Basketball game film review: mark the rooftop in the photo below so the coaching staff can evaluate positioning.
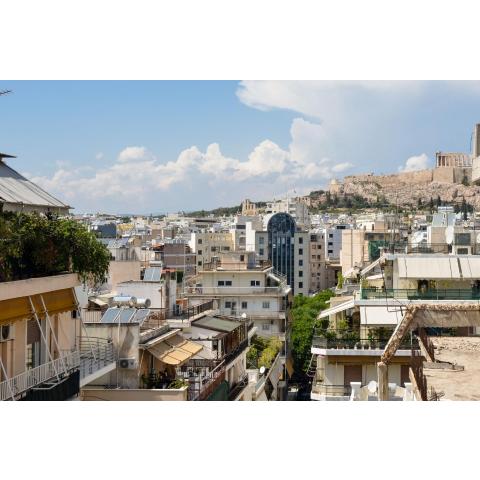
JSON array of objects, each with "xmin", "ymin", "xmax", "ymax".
[
  {"xmin": 192, "ymin": 315, "xmax": 243, "ymax": 333},
  {"xmin": 0, "ymin": 158, "xmax": 69, "ymax": 212}
]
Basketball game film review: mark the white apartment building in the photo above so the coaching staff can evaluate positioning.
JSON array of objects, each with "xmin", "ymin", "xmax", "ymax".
[
  {"xmin": 185, "ymin": 251, "xmax": 292, "ymax": 339},
  {"xmin": 265, "ymin": 198, "xmax": 310, "ymax": 228}
]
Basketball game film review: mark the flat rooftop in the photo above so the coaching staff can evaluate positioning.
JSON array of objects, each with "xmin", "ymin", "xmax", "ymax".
[{"xmin": 425, "ymin": 337, "xmax": 480, "ymax": 400}]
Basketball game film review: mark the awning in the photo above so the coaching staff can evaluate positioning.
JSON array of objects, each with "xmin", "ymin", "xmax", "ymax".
[
  {"xmin": 397, "ymin": 256, "xmax": 460, "ymax": 279},
  {"xmin": 148, "ymin": 334, "xmax": 203, "ymax": 366},
  {"xmin": 458, "ymin": 257, "xmax": 480, "ymax": 279},
  {"xmin": 318, "ymin": 298, "xmax": 355, "ymax": 319},
  {"xmin": 361, "ymin": 255, "xmax": 385, "ymax": 277},
  {"xmin": 0, "ymin": 288, "xmax": 77, "ymax": 326},
  {"xmin": 286, "ymin": 353, "xmax": 294, "ymax": 377},
  {"xmin": 360, "ymin": 306, "xmax": 405, "ymax": 326}
]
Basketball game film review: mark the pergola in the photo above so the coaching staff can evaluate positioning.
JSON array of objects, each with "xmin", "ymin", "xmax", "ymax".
[{"xmin": 378, "ymin": 303, "xmax": 480, "ymax": 400}]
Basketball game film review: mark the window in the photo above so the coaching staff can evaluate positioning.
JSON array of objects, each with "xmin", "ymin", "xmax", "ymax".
[
  {"xmin": 225, "ymin": 301, "xmax": 232, "ymax": 308},
  {"xmin": 298, "ymin": 248, "xmax": 303, "ymax": 255},
  {"xmin": 198, "ymin": 249, "xmax": 202, "ymax": 255},
  {"xmin": 328, "ymin": 242, "xmax": 333, "ymax": 246},
  {"xmin": 211, "ymin": 246, "xmax": 217, "ymax": 252},
  {"xmin": 262, "ymin": 301, "xmax": 270, "ymax": 309},
  {"xmin": 298, "ymin": 282, "xmax": 303, "ymax": 289},
  {"xmin": 198, "ymin": 261, "xmax": 202, "ymax": 266},
  {"xmin": 218, "ymin": 280, "xmax": 225, "ymax": 286},
  {"xmin": 240, "ymin": 254, "xmax": 245, "ymax": 261},
  {"xmin": 250, "ymin": 280, "xmax": 260, "ymax": 286},
  {"xmin": 259, "ymin": 236, "xmax": 265, "ymax": 244},
  {"xmin": 329, "ymin": 233, "xmax": 333, "ymax": 238},
  {"xmin": 259, "ymin": 248, "xmax": 264, "ymax": 256},
  {"xmin": 198, "ymin": 239, "xmax": 203, "ymax": 244},
  {"xmin": 299, "ymin": 259, "xmax": 303, "ymax": 266},
  {"xmin": 262, "ymin": 323, "xmax": 270, "ymax": 331},
  {"xmin": 299, "ymin": 270, "xmax": 303, "ymax": 277},
  {"xmin": 225, "ymin": 280, "xmax": 232, "ymax": 286},
  {"xmin": 241, "ymin": 301, "xmax": 248, "ymax": 309},
  {"xmin": 328, "ymin": 250, "xmax": 333, "ymax": 254},
  {"xmin": 299, "ymin": 237, "xmax": 303, "ymax": 244}
]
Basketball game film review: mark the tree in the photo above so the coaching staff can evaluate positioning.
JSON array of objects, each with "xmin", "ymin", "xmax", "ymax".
[
  {"xmin": 429, "ymin": 197, "xmax": 434, "ymax": 211},
  {"xmin": 289, "ymin": 290, "xmax": 335, "ymax": 380}
]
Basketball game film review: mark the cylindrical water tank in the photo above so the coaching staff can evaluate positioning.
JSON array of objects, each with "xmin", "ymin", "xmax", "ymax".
[
  {"xmin": 113, "ymin": 296, "xmax": 137, "ymax": 307},
  {"xmin": 135, "ymin": 298, "xmax": 151, "ymax": 308}
]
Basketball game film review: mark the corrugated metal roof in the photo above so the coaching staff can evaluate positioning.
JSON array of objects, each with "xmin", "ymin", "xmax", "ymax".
[{"xmin": 0, "ymin": 160, "xmax": 69, "ymax": 210}]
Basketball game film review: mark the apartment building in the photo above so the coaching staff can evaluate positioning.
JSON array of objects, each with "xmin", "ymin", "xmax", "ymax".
[
  {"xmin": 246, "ymin": 212, "xmax": 310, "ymax": 295},
  {"xmin": 0, "ymin": 155, "xmax": 114, "ymax": 400},
  {"xmin": 311, "ymin": 248, "xmax": 480, "ymax": 401},
  {"xmin": 265, "ymin": 198, "xmax": 310, "ymax": 228},
  {"xmin": 185, "ymin": 251, "xmax": 292, "ymax": 339},
  {"xmin": 189, "ymin": 231, "xmax": 235, "ymax": 269}
]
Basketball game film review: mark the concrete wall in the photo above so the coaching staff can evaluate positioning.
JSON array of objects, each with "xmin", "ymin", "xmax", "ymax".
[
  {"xmin": 81, "ymin": 387, "xmax": 188, "ymax": 401},
  {"xmin": 107, "ymin": 260, "xmax": 141, "ymax": 292},
  {"xmin": 84, "ymin": 323, "xmax": 139, "ymax": 389}
]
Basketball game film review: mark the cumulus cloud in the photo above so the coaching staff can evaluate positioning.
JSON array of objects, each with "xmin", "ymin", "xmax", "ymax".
[
  {"xmin": 28, "ymin": 118, "xmax": 354, "ymax": 212},
  {"xmin": 398, "ymin": 153, "xmax": 430, "ymax": 172}
]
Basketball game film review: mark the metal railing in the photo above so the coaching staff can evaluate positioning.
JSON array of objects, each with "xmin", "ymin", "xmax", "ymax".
[
  {"xmin": 312, "ymin": 330, "xmax": 419, "ymax": 350},
  {"xmin": 223, "ymin": 338, "xmax": 249, "ymax": 365},
  {"xmin": 361, "ymin": 288, "xmax": 480, "ymax": 301},
  {"xmin": 186, "ymin": 286, "xmax": 285, "ymax": 295},
  {"xmin": 311, "ymin": 383, "xmax": 352, "ymax": 397},
  {"xmin": 78, "ymin": 339, "xmax": 115, "ymax": 381},
  {"xmin": 0, "ymin": 351, "xmax": 80, "ymax": 401},
  {"xmin": 381, "ymin": 242, "xmax": 480, "ymax": 255},
  {"xmin": 202, "ymin": 260, "xmax": 272, "ymax": 271},
  {"xmin": 228, "ymin": 374, "xmax": 249, "ymax": 400}
]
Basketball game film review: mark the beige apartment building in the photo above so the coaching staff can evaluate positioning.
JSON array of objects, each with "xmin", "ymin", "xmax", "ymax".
[{"xmin": 189, "ymin": 231, "xmax": 235, "ymax": 270}]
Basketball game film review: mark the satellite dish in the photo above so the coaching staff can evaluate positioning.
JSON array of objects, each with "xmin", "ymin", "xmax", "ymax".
[
  {"xmin": 445, "ymin": 226, "xmax": 454, "ymax": 245},
  {"xmin": 241, "ymin": 313, "xmax": 247, "ymax": 319},
  {"xmin": 367, "ymin": 380, "xmax": 377, "ymax": 394},
  {"xmin": 259, "ymin": 366, "xmax": 266, "ymax": 375}
]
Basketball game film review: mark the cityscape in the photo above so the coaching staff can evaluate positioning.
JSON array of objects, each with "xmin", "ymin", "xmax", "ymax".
[{"xmin": 3, "ymin": 84, "xmax": 480, "ymax": 401}]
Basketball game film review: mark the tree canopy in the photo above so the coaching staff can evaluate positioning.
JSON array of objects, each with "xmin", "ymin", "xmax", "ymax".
[{"xmin": 0, "ymin": 211, "xmax": 110, "ymax": 286}]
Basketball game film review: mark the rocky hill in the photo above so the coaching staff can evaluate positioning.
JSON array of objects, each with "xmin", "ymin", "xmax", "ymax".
[{"xmin": 328, "ymin": 169, "xmax": 480, "ymax": 209}]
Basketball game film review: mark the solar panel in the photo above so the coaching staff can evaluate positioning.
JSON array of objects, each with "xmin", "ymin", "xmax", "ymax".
[
  {"xmin": 143, "ymin": 267, "xmax": 161, "ymax": 282},
  {"xmin": 118, "ymin": 308, "xmax": 136, "ymax": 323},
  {"xmin": 101, "ymin": 308, "xmax": 121, "ymax": 323},
  {"xmin": 132, "ymin": 309, "xmax": 150, "ymax": 325}
]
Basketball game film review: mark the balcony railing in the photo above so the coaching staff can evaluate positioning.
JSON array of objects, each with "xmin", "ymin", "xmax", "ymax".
[
  {"xmin": 361, "ymin": 288, "xmax": 480, "ymax": 301},
  {"xmin": 311, "ymin": 383, "xmax": 352, "ymax": 397},
  {"xmin": 0, "ymin": 340, "xmax": 116, "ymax": 401},
  {"xmin": 312, "ymin": 330, "xmax": 419, "ymax": 351},
  {"xmin": 202, "ymin": 260, "xmax": 272, "ymax": 271},
  {"xmin": 228, "ymin": 374, "xmax": 249, "ymax": 400},
  {"xmin": 223, "ymin": 338, "xmax": 249, "ymax": 365},
  {"xmin": 186, "ymin": 286, "xmax": 285, "ymax": 295},
  {"xmin": 0, "ymin": 351, "xmax": 80, "ymax": 401}
]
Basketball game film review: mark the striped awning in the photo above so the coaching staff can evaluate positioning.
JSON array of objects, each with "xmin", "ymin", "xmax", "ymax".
[{"xmin": 148, "ymin": 335, "xmax": 203, "ymax": 366}]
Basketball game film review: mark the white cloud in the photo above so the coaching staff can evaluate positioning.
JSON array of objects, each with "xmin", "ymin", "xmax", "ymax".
[
  {"xmin": 398, "ymin": 153, "xmax": 430, "ymax": 172},
  {"xmin": 95, "ymin": 152, "xmax": 104, "ymax": 160},
  {"xmin": 28, "ymin": 116, "xmax": 354, "ymax": 212}
]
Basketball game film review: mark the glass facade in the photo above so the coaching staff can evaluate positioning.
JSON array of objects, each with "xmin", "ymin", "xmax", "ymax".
[{"xmin": 267, "ymin": 213, "xmax": 296, "ymax": 291}]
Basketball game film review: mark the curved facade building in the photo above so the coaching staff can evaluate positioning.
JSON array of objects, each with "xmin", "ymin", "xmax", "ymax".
[{"xmin": 267, "ymin": 213, "xmax": 297, "ymax": 291}]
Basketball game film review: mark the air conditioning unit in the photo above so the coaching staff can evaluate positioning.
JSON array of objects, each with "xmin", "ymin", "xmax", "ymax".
[
  {"xmin": 118, "ymin": 358, "xmax": 137, "ymax": 369},
  {"xmin": 0, "ymin": 324, "xmax": 13, "ymax": 342}
]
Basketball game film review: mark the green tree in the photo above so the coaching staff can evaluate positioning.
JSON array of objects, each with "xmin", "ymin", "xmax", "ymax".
[{"xmin": 289, "ymin": 290, "xmax": 335, "ymax": 380}]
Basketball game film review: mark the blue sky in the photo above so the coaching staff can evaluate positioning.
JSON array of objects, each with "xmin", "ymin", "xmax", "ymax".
[{"xmin": 1, "ymin": 80, "xmax": 480, "ymax": 213}]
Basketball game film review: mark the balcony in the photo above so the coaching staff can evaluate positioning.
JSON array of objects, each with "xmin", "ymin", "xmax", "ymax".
[
  {"xmin": 228, "ymin": 374, "xmax": 249, "ymax": 400},
  {"xmin": 223, "ymin": 338, "xmax": 249, "ymax": 366},
  {"xmin": 202, "ymin": 260, "xmax": 272, "ymax": 271},
  {"xmin": 311, "ymin": 382, "xmax": 352, "ymax": 400},
  {"xmin": 186, "ymin": 286, "xmax": 285, "ymax": 295},
  {"xmin": 0, "ymin": 340, "xmax": 115, "ymax": 401},
  {"xmin": 312, "ymin": 329, "xmax": 419, "ymax": 351},
  {"xmin": 361, "ymin": 288, "xmax": 480, "ymax": 301}
]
